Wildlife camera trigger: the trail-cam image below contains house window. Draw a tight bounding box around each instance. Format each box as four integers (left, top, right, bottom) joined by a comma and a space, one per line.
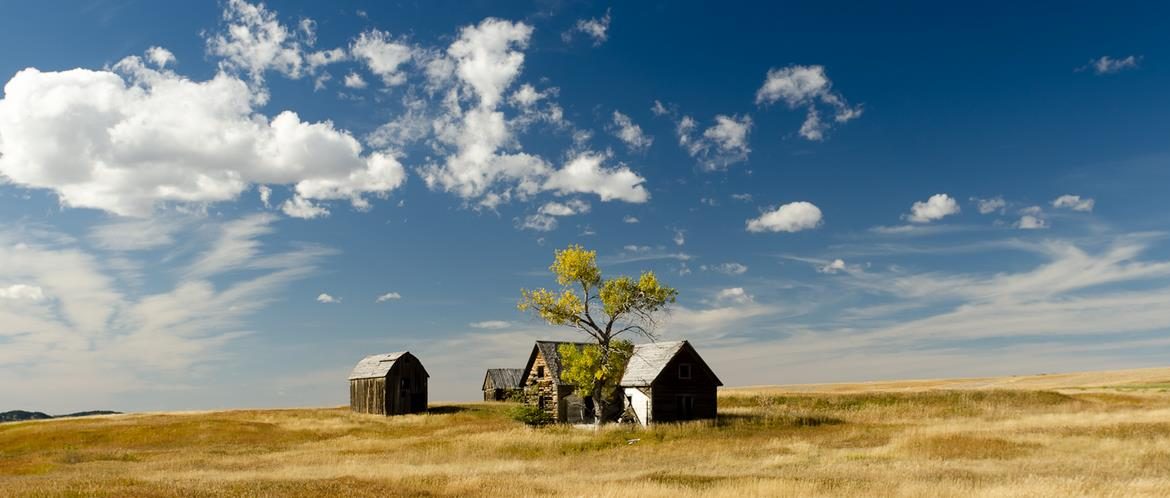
537, 366, 545, 378
678, 395, 695, 418
678, 363, 692, 380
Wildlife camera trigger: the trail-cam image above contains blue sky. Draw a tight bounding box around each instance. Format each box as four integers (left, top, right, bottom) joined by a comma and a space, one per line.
2, 1, 1170, 412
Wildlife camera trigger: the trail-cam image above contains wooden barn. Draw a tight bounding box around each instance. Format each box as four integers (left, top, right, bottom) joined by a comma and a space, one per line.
620, 341, 722, 426
348, 351, 429, 415
521, 341, 621, 424
482, 368, 524, 401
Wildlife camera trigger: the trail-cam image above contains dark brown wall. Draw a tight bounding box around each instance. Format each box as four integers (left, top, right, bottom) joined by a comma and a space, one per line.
386, 355, 428, 414
649, 348, 719, 422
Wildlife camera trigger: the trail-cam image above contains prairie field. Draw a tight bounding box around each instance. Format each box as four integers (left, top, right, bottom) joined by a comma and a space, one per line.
3, 368, 1170, 497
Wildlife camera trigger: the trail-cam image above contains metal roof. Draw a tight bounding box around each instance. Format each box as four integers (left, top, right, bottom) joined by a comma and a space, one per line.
620, 340, 723, 387
483, 368, 525, 390
348, 351, 409, 380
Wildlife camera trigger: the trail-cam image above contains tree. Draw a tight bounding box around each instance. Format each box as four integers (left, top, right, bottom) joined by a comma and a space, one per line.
518, 245, 677, 423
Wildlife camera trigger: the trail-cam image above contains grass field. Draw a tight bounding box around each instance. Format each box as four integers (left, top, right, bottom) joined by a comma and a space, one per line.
3, 368, 1170, 497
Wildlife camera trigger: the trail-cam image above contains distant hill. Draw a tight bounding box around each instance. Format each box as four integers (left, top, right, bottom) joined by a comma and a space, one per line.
0, 410, 120, 423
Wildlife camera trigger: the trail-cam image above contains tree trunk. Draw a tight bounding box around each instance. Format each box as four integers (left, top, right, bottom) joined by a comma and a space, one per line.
592, 338, 612, 425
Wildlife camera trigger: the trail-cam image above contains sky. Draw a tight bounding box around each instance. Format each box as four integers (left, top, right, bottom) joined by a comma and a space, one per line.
2, 1, 1170, 413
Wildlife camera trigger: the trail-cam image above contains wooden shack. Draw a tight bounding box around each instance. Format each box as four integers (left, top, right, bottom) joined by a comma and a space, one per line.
521, 341, 622, 424
620, 341, 722, 426
348, 351, 429, 415
482, 368, 524, 401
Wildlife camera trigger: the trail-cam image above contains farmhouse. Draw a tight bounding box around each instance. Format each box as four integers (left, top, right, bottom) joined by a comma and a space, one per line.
482, 368, 524, 401
621, 341, 722, 426
521, 341, 621, 424
348, 351, 429, 415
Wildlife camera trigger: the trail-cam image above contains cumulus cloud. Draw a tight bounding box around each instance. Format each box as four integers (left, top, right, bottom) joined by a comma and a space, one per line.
610, 111, 653, 151
1080, 55, 1141, 75
257, 185, 272, 208
622, 215, 639, 224
470, 320, 511, 329
375, 291, 402, 302
672, 228, 686, 246
755, 64, 862, 140
0, 54, 405, 218
1052, 194, 1095, 212
677, 114, 753, 170
350, 29, 414, 86
343, 72, 367, 89
904, 194, 960, 223
518, 214, 558, 232
206, 0, 315, 86
564, 9, 611, 46
713, 287, 753, 304
316, 293, 340, 303
702, 262, 748, 275
972, 196, 1006, 215
538, 199, 590, 216
145, 46, 176, 68
1016, 215, 1049, 230
818, 259, 847, 274
543, 152, 649, 203
746, 201, 823, 233
280, 196, 330, 219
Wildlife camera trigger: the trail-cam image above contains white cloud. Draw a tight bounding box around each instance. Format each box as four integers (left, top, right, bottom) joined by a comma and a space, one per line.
350, 29, 414, 86
818, 258, 847, 274
565, 9, 611, 46
672, 228, 686, 246
677, 114, 753, 170
746, 201, 823, 233
538, 199, 590, 217
257, 185, 272, 208
1016, 215, 1049, 230
518, 213, 558, 232
973, 196, 1006, 215
713, 287, 753, 305
207, 0, 307, 83
731, 193, 753, 202
1052, 194, 1095, 212
622, 215, 639, 224
469, 320, 511, 329
543, 152, 649, 203
702, 262, 748, 275
755, 64, 862, 141
88, 218, 185, 251
0, 56, 405, 218
145, 46, 176, 68
650, 100, 669, 116
610, 111, 652, 151
0, 284, 46, 301
375, 291, 401, 302
1082, 55, 1140, 75
316, 292, 340, 303
343, 72, 367, 89
905, 194, 960, 223
280, 196, 330, 219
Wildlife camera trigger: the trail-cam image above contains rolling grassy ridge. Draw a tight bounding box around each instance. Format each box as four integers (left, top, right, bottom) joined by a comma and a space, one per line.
3, 372, 1170, 497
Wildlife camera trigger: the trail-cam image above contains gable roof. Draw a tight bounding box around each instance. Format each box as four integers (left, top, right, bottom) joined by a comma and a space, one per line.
522, 341, 592, 387
483, 368, 525, 390
620, 340, 723, 387
348, 351, 427, 380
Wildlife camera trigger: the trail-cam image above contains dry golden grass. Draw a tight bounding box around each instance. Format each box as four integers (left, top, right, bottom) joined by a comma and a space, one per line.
4, 368, 1170, 497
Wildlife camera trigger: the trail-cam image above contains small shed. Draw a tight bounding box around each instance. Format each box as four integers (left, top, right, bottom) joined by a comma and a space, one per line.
482, 368, 524, 401
620, 341, 722, 426
348, 351, 429, 415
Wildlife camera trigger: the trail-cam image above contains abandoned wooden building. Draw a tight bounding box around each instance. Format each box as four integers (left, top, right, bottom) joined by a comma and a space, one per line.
348, 351, 429, 415
620, 340, 722, 426
482, 368, 524, 401
521, 341, 621, 424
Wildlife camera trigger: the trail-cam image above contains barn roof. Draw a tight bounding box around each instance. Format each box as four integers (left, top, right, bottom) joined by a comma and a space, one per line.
483, 368, 525, 390
620, 340, 723, 387
523, 341, 592, 386
348, 351, 417, 380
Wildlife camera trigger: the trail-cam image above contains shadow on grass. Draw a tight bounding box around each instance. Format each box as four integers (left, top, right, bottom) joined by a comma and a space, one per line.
426, 406, 469, 415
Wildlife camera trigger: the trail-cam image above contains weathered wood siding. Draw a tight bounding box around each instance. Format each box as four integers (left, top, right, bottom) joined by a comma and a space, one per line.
385, 354, 428, 414
647, 348, 719, 422
349, 377, 387, 414
524, 350, 562, 420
